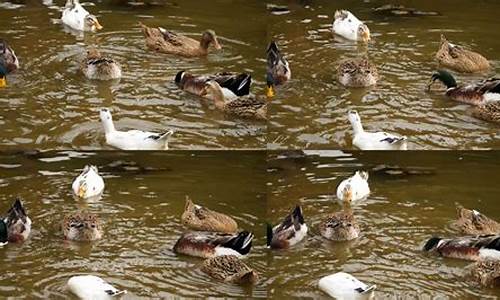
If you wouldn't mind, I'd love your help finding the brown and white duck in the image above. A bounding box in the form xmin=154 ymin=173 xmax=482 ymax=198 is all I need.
xmin=423 ymin=235 xmax=500 ymax=261
xmin=319 ymin=209 xmax=360 ymax=241
xmin=1 ymin=198 xmax=31 ymax=244
xmin=175 ymin=71 xmax=251 ymax=101
xmin=173 ymin=231 xmax=253 ymax=258
xmin=181 ymin=196 xmax=238 ymax=233
xmin=267 ymin=205 xmax=308 ymax=249
xmin=201 ymin=255 xmax=259 ymax=284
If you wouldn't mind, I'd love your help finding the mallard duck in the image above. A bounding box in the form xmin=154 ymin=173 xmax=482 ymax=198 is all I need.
xmin=61 ymin=0 xmax=103 ymax=32
xmin=72 ymin=165 xmax=105 ymax=199
xmin=181 ymin=196 xmax=238 ymax=233
xmin=436 ymin=35 xmax=490 ymax=73
xmin=0 ymin=39 xmax=19 ymax=73
xmin=201 ymin=81 xmax=267 ymax=120
xmin=266 ymin=41 xmax=291 ymax=97
xmin=319 ymin=210 xmax=360 ymax=241
xmin=348 ymin=110 xmax=407 ymax=150
xmin=173 ymin=231 xmax=253 ymax=258
xmin=467 ymin=260 xmax=500 ymax=288
xmin=139 ymin=22 xmax=221 ymax=57
xmin=336 ymin=171 xmax=370 ymax=204
xmin=453 ymin=205 xmax=500 ymax=235
xmin=472 ymin=102 xmax=500 ymax=123
xmin=267 ymin=205 xmax=308 ymax=249
xmin=174 ymin=71 xmax=251 ymax=101
xmin=81 ymin=49 xmax=122 ymax=80
xmin=427 ymin=70 xmax=500 ymax=105
xmin=423 ymin=235 xmax=500 ymax=261
xmin=67 ymin=275 xmax=126 ymax=299
xmin=99 ymin=108 xmax=174 ymax=150
xmin=2 ymin=198 xmax=31 ymax=243
xmin=332 ymin=10 xmax=371 ymax=42
xmin=337 ymin=57 xmax=378 ymax=87
xmin=62 ymin=211 xmax=102 ymax=241
xmin=201 ymin=255 xmax=259 ymax=284
xmin=318 ymin=272 xmax=376 ymax=300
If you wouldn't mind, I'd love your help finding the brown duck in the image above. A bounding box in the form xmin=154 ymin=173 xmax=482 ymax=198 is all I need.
xmin=453 ymin=205 xmax=500 ymax=235
xmin=139 ymin=22 xmax=221 ymax=57
xmin=181 ymin=196 xmax=238 ymax=233
xmin=201 ymin=255 xmax=259 ymax=284
xmin=467 ymin=260 xmax=500 ymax=287
xmin=436 ymin=34 xmax=490 ymax=73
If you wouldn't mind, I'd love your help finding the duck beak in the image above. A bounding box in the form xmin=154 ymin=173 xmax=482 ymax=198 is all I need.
xmin=266 ymin=85 xmax=275 ymax=98
xmin=0 ymin=77 xmax=6 ymax=88
xmin=94 ymin=19 xmax=103 ymax=31
xmin=78 ymin=186 xmax=86 ymax=198
xmin=213 ymin=38 xmax=222 ymax=50
xmin=362 ymin=31 xmax=371 ymax=42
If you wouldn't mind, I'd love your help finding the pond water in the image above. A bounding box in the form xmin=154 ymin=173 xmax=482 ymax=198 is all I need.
xmin=0 ymin=151 xmax=267 ymax=298
xmin=0 ymin=0 xmax=266 ymax=150
xmin=267 ymin=0 xmax=500 ymax=150
xmin=267 ymin=150 xmax=500 ymax=298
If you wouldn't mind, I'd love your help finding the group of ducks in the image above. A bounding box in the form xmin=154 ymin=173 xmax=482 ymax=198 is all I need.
xmin=267 ymin=169 xmax=500 ymax=298
xmin=0 ymin=0 xmax=297 ymax=150
xmin=0 ymin=164 xmax=260 ymax=299
xmin=329 ymin=9 xmax=500 ymax=150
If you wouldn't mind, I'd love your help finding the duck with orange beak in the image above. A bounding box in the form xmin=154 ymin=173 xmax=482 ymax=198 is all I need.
xmin=61 ymin=0 xmax=103 ymax=32
xmin=336 ymin=171 xmax=370 ymax=205
xmin=332 ymin=10 xmax=371 ymax=42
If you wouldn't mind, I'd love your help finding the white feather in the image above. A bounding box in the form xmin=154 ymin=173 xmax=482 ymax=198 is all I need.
xmin=67 ymin=275 xmax=126 ymax=300
xmin=61 ymin=1 xmax=89 ymax=31
xmin=214 ymin=247 xmax=243 ymax=257
xmin=287 ymin=223 xmax=308 ymax=247
xmin=71 ymin=165 xmax=105 ymax=199
xmin=319 ymin=272 xmax=376 ymax=300
xmin=336 ymin=171 xmax=370 ymax=204
xmin=479 ymin=249 xmax=500 ymax=260
xmin=332 ymin=10 xmax=367 ymax=41
xmin=99 ymin=109 xmax=173 ymax=150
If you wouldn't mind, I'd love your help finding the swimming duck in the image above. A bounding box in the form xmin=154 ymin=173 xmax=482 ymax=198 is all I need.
xmin=61 ymin=0 xmax=103 ymax=32
xmin=267 ymin=205 xmax=308 ymax=249
xmin=175 ymin=71 xmax=251 ymax=101
xmin=427 ymin=70 xmax=500 ymax=106
xmin=0 ymin=39 xmax=19 ymax=73
xmin=472 ymin=102 xmax=500 ymax=124
xmin=81 ymin=49 xmax=122 ymax=80
xmin=336 ymin=171 xmax=370 ymax=204
xmin=318 ymin=272 xmax=376 ymax=300
xmin=436 ymin=34 xmax=490 ymax=73
xmin=266 ymin=41 xmax=291 ymax=97
xmin=67 ymin=275 xmax=126 ymax=299
xmin=201 ymin=81 xmax=267 ymax=120
xmin=139 ymin=22 xmax=221 ymax=57
xmin=467 ymin=260 xmax=500 ymax=288
xmin=201 ymin=255 xmax=259 ymax=284
xmin=62 ymin=211 xmax=102 ymax=241
xmin=181 ymin=196 xmax=238 ymax=233
xmin=453 ymin=205 xmax=500 ymax=235
xmin=319 ymin=210 xmax=360 ymax=241
xmin=99 ymin=108 xmax=174 ymax=150
xmin=337 ymin=57 xmax=378 ymax=87
xmin=423 ymin=235 xmax=500 ymax=261
xmin=332 ymin=10 xmax=371 ymax=42
xmin=173 ymin=231 xmax=253 ymax=258
xmin=348 ymin=110 xmax=408 ymax=150
xmin=2 ymin=198 xmax=31 ymax=243
xmin=72 ymin=165 xmax=105 ymax=199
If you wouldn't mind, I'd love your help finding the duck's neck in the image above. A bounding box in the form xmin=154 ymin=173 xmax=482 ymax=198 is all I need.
xmin=350 ymin=119 xmax=364 ymax=135
xmin=101 ymin=118 xmax=116 ymax=135
xmin=211 ymin=86 xmax=226 ymax=109
xmin=199 ymin=37 xmax=210 ymax=51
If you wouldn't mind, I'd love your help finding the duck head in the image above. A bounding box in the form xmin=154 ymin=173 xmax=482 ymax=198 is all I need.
xmin=358 ymin=24 xmax=371 ymax=42
xmin=201 ymin=30 xmax=222 ymax=50
xmin=99 ymin=108 xmax=115 ymax=133
xmin=65 ymin=212 xmax=102 ymax=241
xmin=86 ymin=48 xmax=102 ymax=60
xmin=85 ymin=14 xmax=103 ymax=32
xmin=427 ymin=70 xmax=457 ymax=90
xmin=347 ymin=110 xmax=364 ymax=133
xmin=342 ymin=184 xmax=353 ymax=203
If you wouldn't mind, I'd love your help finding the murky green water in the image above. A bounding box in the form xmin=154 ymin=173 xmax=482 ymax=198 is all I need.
xmin=0 ymin=0 xmax=266 ymax=150
xmin=267 ymin=0 xmax=500 ymax=150
xmin=267 ymin=150 xmax=500 ymax=298
xmin=0 ymin=151 xmax=267 ymax=298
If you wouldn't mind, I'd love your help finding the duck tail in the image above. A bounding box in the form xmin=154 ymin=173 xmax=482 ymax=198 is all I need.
xmin=266 ymin=223 xmax=273 ymax=247
xmin=222 ymin=231 xmax=254 ymax=255
xmin=218 ymin=73 xmax=252 ymax=97
xmin=266 ymin=41 xmax=280 ymax=67
xmin=184 ymin=196 xmax=194 ymax=212
xmin=239 ymin=270 xmax=258 ymax=284
xmin=359 ymin=284 xmax=377 ymax=294
xmin=5 ymin=197 xmax=27 ymax=225
xmin=484 ymin=236 xmax=500 ymax=251
xmin=292 ymin=205 xmax=305 ymax=226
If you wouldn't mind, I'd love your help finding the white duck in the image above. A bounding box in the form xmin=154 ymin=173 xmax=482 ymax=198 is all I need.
xmin=99 ymin=108 xmax=174 ymax=150
xmin=72 ymin=165 xmax=105 ymax=199
xmin=332 ymin=10 xmax=371 ymax=42
xmin=336 ymin=171 xmax=370 ymax=204
xmin=319 ymin=272 xmax=376 ymax=300
xmin=61 ymin=0 xmax=103 ymax=32
xmin=67 ymin=275 xmax=126 ymax=300
xmin=348 ymin=110 xmax=407 ymax=150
